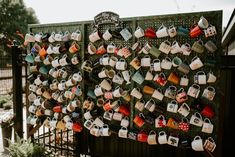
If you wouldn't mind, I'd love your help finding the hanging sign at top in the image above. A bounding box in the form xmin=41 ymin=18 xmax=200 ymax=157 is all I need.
xmin=94 ymin=11 xmax=120 ymax=27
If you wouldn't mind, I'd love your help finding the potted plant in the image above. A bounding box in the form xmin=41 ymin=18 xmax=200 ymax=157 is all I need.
xmin=7 ymin=134 xmax=55 ymax=157
xmin=0 ymin=110 xmax=14 ymax=148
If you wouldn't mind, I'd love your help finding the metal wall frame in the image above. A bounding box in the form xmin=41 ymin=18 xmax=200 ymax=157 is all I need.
xmin=26 ymin=10 xmax=224 ymax=157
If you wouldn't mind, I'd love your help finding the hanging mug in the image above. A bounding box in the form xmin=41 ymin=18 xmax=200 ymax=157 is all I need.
xmin=192 ymin=40 xmax=204 ymax=53
xmin=168 ymin=135 xmax=179 ymax=147
xmin=154 ymin=73 xmax=167 ymax=86
xmin=130 ymin=57 xmax=141 ymax=70
xmin=102 ymin=29 xmax=112 ymax=41
xmin=167 ymin=100 xmax=178 ymax=113
xmin=171 ymin=41 xmax=181 ymax=54
xmin=135 ymin=99 xmax=145 ymax=112
xmin=204 ymin=137 xmax=216 ymax=152
xmin=178 ymin=103 xmax=190 ymax=117
xmin=142 ymin=42 xmax=152 ymax=54
xmin=130 ymin=88 xmax=143 ymax=99
xmin=181 ymin=43 xmax=191 ymax=56
xmin=194 ymin=71 xmax=206 ymax=85
xmin=101 ymin=124 xmax=111 ymax=136
xmin=103 ymin=109 xmax=114 ymax=121
xmin=191 ymin=136 xmax=204 ymax=151
xmin=176 ymin=88 xmax=188 ymax=103
xmin=155 ymin=115 xmax=166 ymax=128
xmin=167 ymin=71 xmax=180 ymax=84
xmin=168 ymin=25 xmax=177 ymax=38
xmin=178 ymin=118 xmax=190 ymax=132
xmin=190 ymin=24 xmax=203 ymax=38
xmin=164 ymin=86 xmax=177 ymax=99
xmin=161 ymin=57 xmax=172 ymax=70
xmin=180 ymin=75 xmax=189 ymax=86
xmin=202 ymin=118 xmax=214 ymax=134
xmin=116 ymin=59 xmax=127 ymax=70
xmin=187 ymin=84 xmax=200 ymax=98
xmin=189 ymin=56 xmax=203 ymax=70
xmin=141 ymin=55 xmax=151 ymax=67
xmin=156 ymin=24 xmax=168 ymax=38
xmin=159 ymin=40 xmax=171 ymax=54
xmin=147 ymin=131 xmax=157 ymax=145
xmin=152 ymin=89 xmax=164 ymax=101
xmin=132 ymin=71 xmax=144 ymax=85
xmin=133 ymin=113 xmax=145 ymax=127
xmin=207 ymin=71 xmax=217 ymax=83
xmin=158 ymin=131 xmax=168 ymax=144
xmin=190 ymin=112 xmax=203 ymax=127
xmin=118 ymin=127 xmax=128 ymax=138
xmin=137 ymin=131 xmax=148 ymax=143
xmin=198 ymin=16 xmax=209 ymax=29
xmin=202 ymin=86 xmax=216 ymax=101
xmin=134 ymin=26 xmax=145 ymax=38
xmin=120 ymin=28 xmax=132 ymax=41
xmin=145 ymin=99 xmax=156 ymax=112
xmin=205 ymin=40 xmax=217 ymax=53
xmin=89 ymin=29 xmax=101 ymax=42
xmin=204 ymin=24 xmax=217 ymax=38
xmin=120 ymin=116 xmax=130 ymax=128
xmin=151 ymin=59 xmax=161 ymax=72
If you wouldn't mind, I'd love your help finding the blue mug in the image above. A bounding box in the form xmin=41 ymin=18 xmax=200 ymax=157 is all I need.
xmin=25 ymin=53 xmax=35 ymax=63
xmin=39 ymin=66 xmax=48 ymax=75
xmin=87 ymin=89 xmax=96 ymax=99
xmin=178 ymin=26 xmax=189 ymax=36
xmin=132 ymin=71 xmax=144 ymax=85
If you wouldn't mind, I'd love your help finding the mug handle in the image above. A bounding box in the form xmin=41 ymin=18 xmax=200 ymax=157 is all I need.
xmin=191 ymin=56 xmax=198 ymax=62
xmin=158 ymin=24 xmax=165 ymax=30
xmin=207 ymin=137 xmax=215 ymax=143
xmin=192 ymin=84 xmax=200 ymax=89
xmin=139 ymin=113 xmax=145 ymax=119
xmin=169 ymin=86 xmax=177 ymax=91
xmin=171 ymin=100 xmax=178 ymax=105
xmin=194 ymin=136 xmax=202 ymax=140
xmin=195 ymin=112 xmax=203 ymax=120
xmin=164 ymin=40 xmax=171 ymax=45
xmin=196 ymin=71 xmax=205 ymax=75
xmin=197 ymin=39 xmax=204 ymax=45
xmin=207 ymin=86 xmax=215 ymax=92
xmin=158 ymin=131 xmax=166 ymax=136
xmin=153 ymin=59 xmax=161 ymax=63
xmin=158 ymin=114 xmax=165 ymax=120
xmin=182 ymin=103 xmax=190 ymax=111
xmin=149 ymin=130 xmax=156 ymax=135
xmin=181 ymin=117 xmax=189 ymax=123
xmin=204 ymin=118 xmax=211 ymax=124
xmin=177 ymin=88 xmax=184 ymax=94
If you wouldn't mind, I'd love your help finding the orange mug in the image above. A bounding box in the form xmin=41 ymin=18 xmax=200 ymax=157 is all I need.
xmin=39 ymin=47 xmax=47 ymax=57
xmin=143 ymin=85 xmax=155 ymax=95
xmin=167 ymin=72 xmax=180 ymax=84
xmin=96 ymin=44 xmax=107 ymax=55
xmin=69 ymin=42 xmax=80 ymax=53
xmin=53 ymin=105 xmax=62 ymax=113
xmin=137 ymin=131 xmax=148 ymax=143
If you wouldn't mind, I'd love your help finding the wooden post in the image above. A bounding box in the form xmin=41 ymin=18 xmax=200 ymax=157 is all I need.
xmin=12 ymin=44 xmax=23 ymax=138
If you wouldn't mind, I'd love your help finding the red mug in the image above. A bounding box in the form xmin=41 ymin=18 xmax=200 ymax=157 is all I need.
xmin=118 ymin=105 xmax=130 ymax=116
xmin=96 ymin=44 xmax=107 ymax=55
xmin=145 ymin=27 xmax=156 ymax=38
xmin=72 ymin=122 xmax=83 ymax=132
xmin=137 ymin=131 xmax=148 ymax=143
xmin=190 ymin=24 xmax=202 ymax=38
xmin=53 ymin=105 xmax=62 ymax=113
xmin=201 ymin=105 xmax=215 ymax=118
xmin=133 ymin=114 xmax=145 ymax=127
xmin=155 ymin=74 xmax=167 ymax=86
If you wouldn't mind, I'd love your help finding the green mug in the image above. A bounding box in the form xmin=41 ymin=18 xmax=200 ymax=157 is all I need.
xmin=25 ymin=53 xmax=35 ymax=63
xmin=132 ymin=71 xmax=144 ymax=85
xmin=149 ymin=46 xmax=161 ymax=58
xmin=87 ymin=89 xmax=96 ymax=99
xmin=39 ymin=66 xmax=48 ymax=75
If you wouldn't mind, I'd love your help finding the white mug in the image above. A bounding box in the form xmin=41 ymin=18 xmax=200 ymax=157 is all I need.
xmin=207 ymin=72 xmax=217 ymax=83
xmin=71 ymin=29 xmax=82 ymax=41
xmin=103 ymin=29 xmax=112 ymax=41
xmin=180 ymin=75 xmax=189 ymax=86
xmin=190 ymin=112 xmax=203 ymax=127
xmin=100 ymin=54 xmax=110 ymax=66
xmin=101 ymin=124 xmax=111 ymax=136
xmin=87 ymin=42 xmax=96 ymax=55
xmin=159 ymin=40 xmax=171 ymax=54
xmin=145 ymin=70 xmax=153 ymax=81
xmin=147 ymin=131 xmax=157 ymax=145
xmin=103 ymin=110 xmax=114 ymax=121
xmin=90 ymin=125 xmax=100 ymax=137
xmin=198 ymin=16 xmax=209 ymax=29
xmin=141 ymin=55 xmax=151 ymax=67
xmin=191 ymin=136 xmax=204 ymax=151
xmin=145 ymin=99 xmax=156 ymax=112
xmin=130 ymin=88 xmax=143 ymax=99
xmin=48 ymin=32 xmax=55 ymax=43
xmin=98 ymin=68 xmax=108 ymax=78
xmin=152 ymin=89 xmax=164 ymax=101
xmin=142 ymin=42 xmax=151 ymax=54
xmin=189 ymin=56 xmax=203 ymax=70
xmin=112 ymin=73 xmax=124 ymax=85
xmin=94 ymin=85 xmax=104 ymax=97
xmin=115 ymin=59 xmax=127 ymax=70
xmin=158 ymin=131 xmax=168 ymax=144
xmin=202 ymin=86 xmax=216 ymax=101
xmin=161 ymin=57 xmax=172 ymax=70
xmin=54 ymin=32 xmax=63 ymax=41
xmin=134 ymin=26 xmax=145 ymax=38
xmin=84 ymin=119 xmax=94 ymax=130
xmin=89 ymin=30 xmax=101 ymax=43
xmin=194 ymin=71 xmax=206 ymax=85
xmin=109 ymin=56 xmax=118 ymax=67
xmin=84 ymin=111 xmax=93 ymax=120
xmin=171 ymin=41 xmax=182 ymax=54
xmin=156 ymin=24 xmax=168 ymax=38
xmin=93 ymin=117 xmax=104 ymax=127
xmin=151 ymin=59 xmax=161 ymax=72
xmin=113 ymin=86 xmax=124 ymax=98
xmin=168 ymin=135 xmax=179 ymax=147
xmin=177 ymin=103 xmax=190 ymax=117
xmin=118 ymin=127 xmax=128 ymax=138
xmin=168 ymin=25 xmax=177 ymax=38
xmin=100 ymin=79 xmax=112 ymax=91
xmin=135 ymin=99 xmax=145 ymax=112
xmin=167 ymin=100 xmax=178 ymax=113
xmin=28 ymin=92 xmax=37 ymax=102
xmin=120 ymin=116 xmax=129 ymax=128
xmin=181 ymin=43 xmax=191 ymax=56
xmin=113 ymin=112 xmax=123 ymax=121
xmin=187 ymin=84 xmax=200 ymax=98
xmin=202 ymin=118 xmax=214 ymax=134
xmin=122 ymin=70 xmax=132 ymax=84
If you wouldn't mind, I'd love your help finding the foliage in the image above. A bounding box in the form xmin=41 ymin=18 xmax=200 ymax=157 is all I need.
xmin=0 ymin=94 xmax=12 ymax=108
xmin=0 ymin=0 xmax=39 ymax=67
xmin=7 ymin=134 xmax=55 ymax=157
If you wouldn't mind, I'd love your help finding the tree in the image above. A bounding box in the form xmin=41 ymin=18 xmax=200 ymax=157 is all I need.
xmin=0 ymin=0 xmax=39 ymax=67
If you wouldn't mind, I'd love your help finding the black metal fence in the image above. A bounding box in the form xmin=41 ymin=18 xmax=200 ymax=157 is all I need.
xmin=0 ymin=56 xmax=13 ymax=94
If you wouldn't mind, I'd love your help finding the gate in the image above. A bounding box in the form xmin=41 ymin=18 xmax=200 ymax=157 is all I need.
xmin=24 ymin=10 xmax=224 ymax=157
